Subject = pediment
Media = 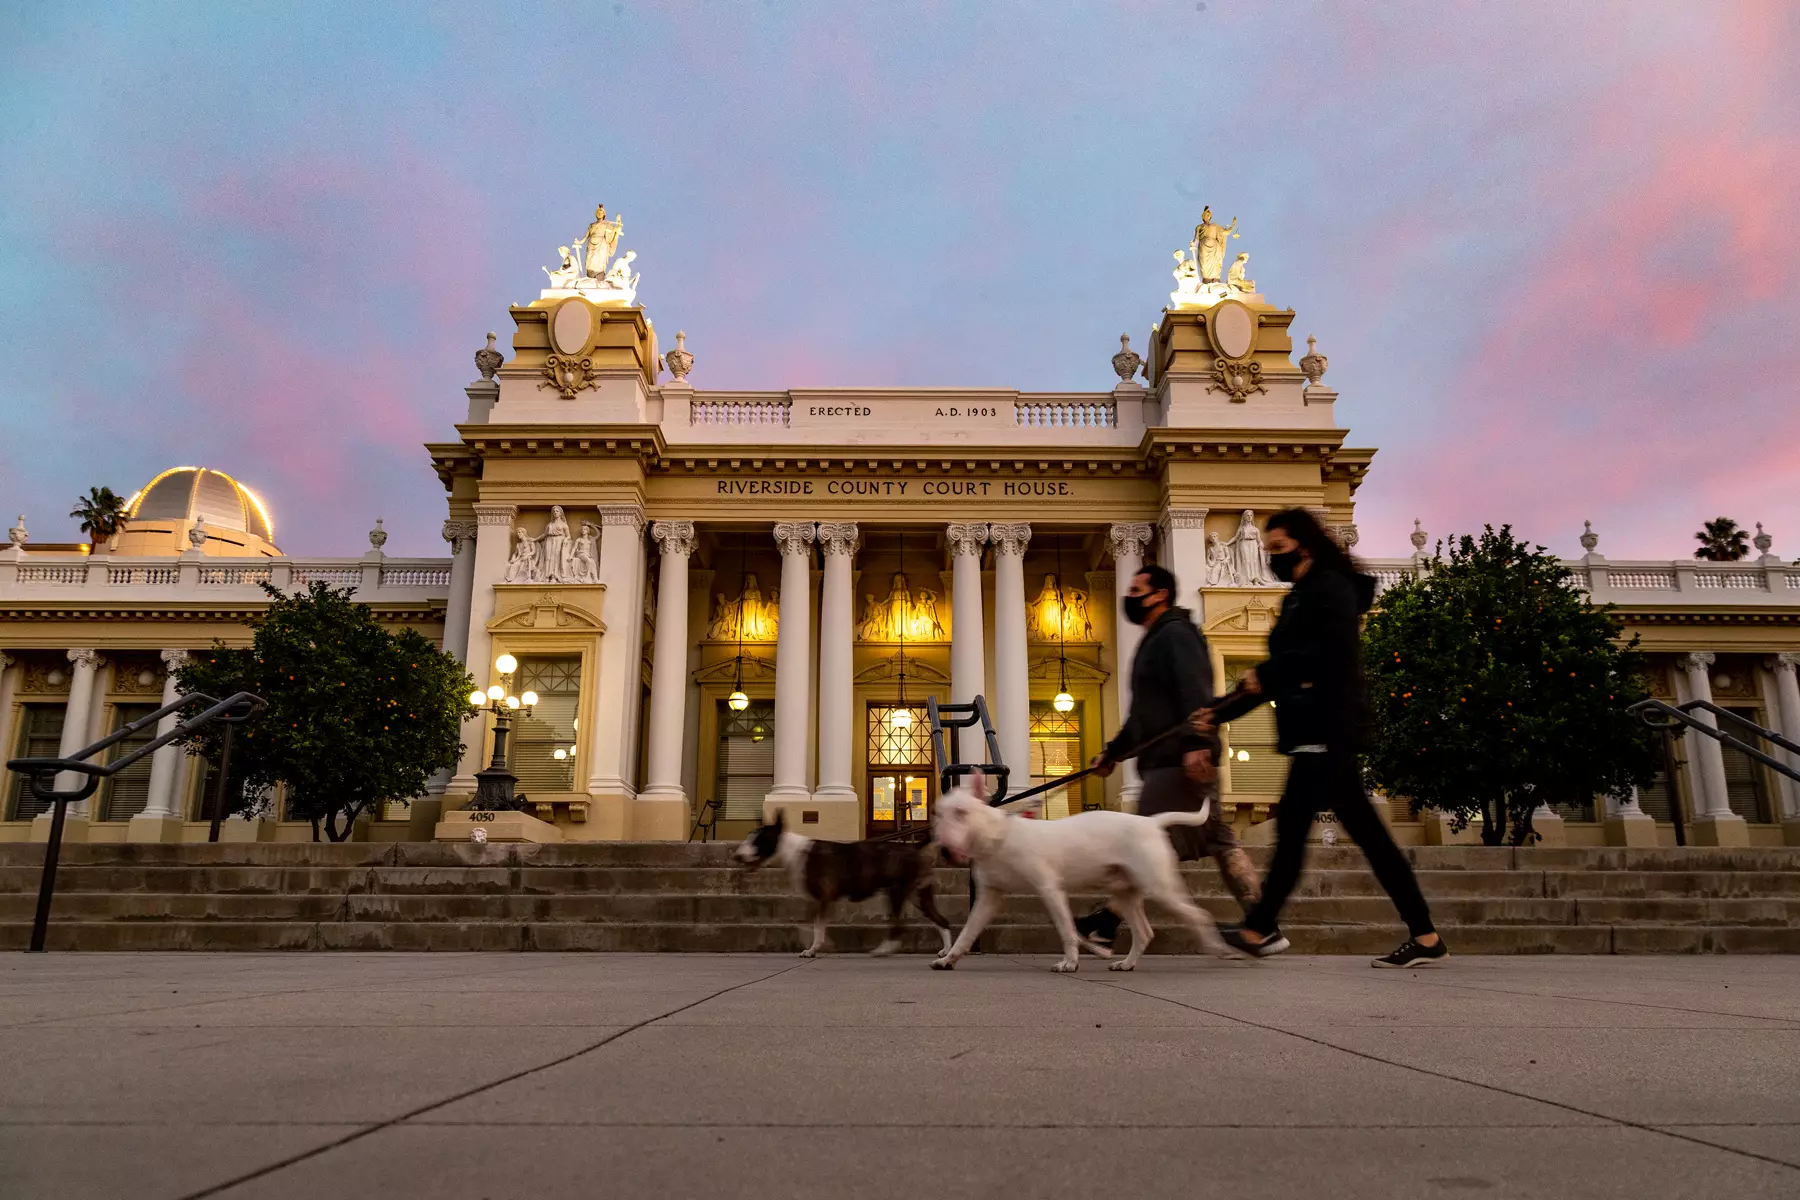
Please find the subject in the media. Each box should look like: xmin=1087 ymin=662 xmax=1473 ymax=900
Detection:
xmin=488 ymin=588 xmax=606 ymax=633
xmin=695 ymin=654 xmax=777 ymax=683
xmin=1203 ymin=594 xmax=1278 ymax=634
xmin=1028 ymin=656 xmax=1109 ymax=683
xmin=855 ymin=653 xmax=951 ymax=685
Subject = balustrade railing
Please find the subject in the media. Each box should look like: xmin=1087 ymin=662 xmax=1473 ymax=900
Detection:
xmin=292 ymin=567 xmax=362 ymax=586
xmin=0 ymin=557 xmax=452 ymax=599
xmin=1014 ymin=401 xmax=1117 ymax=428
xmin=689 ymin=398 xmax=792 ymax=427
xmin=380 ymin=566 xmax=451 ymax=587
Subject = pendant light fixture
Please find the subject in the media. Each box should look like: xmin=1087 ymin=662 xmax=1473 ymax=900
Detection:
xmin=727 ymin=531 xmax=750 ymax=712
xmin=891 ymin=529 xmax=913 ymax=730
xmin=1053 ymin=536 xmax=1075 ymax=713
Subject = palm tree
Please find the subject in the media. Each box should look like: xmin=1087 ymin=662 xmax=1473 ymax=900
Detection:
xmin=70 ymin=486 xmax=130 ymax=550
xmin=1693 ymin=516 xmax=1749 ymax=562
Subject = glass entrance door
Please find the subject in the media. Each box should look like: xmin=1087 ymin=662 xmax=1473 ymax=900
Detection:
xmin=866 ymin=702 xmax=934 ymax=834
xmin=868 ymin=772 xmax=933 ymax=835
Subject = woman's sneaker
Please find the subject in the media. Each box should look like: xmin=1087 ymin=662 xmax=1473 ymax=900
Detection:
xmin=1373 ymin=938 xmax=1449 ymax=968
xmin=1221 ymin=927 xmax=1289 ymax=958
xmin=1075 ymin=907 xmax=1122 ymax=948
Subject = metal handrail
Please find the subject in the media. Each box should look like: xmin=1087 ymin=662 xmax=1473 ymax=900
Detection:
xmin=6 ymin=690 xmax=264 ymax=952
xmin=1629 ymin=698 xmax=1800 ymax=785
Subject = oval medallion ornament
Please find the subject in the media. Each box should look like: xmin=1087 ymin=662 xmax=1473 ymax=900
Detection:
xmin=1209 ymin=300 xmax=1256 ymax=360
xmin=551 ymin=299 xmax=593 ymax=355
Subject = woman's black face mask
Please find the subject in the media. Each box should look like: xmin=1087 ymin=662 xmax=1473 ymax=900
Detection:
xmin=1268 ymin=549 xmax=1304 ymax=583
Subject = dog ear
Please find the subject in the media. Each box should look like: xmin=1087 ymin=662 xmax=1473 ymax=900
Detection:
xmin=773 ymin=809 xmax=785 ymax=832
xmin=969 ymin=769 xmax=987 ymax=801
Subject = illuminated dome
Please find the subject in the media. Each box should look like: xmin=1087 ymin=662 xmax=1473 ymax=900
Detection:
xmin=113 ymin=467 xmax=280 ymax=557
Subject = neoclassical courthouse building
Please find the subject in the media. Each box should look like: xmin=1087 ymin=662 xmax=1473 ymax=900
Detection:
xmin=3 ymin=209 xmax=1797 ymax=849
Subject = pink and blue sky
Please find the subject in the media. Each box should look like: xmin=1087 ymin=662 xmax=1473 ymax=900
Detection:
xmin=3 ymin=1 xmax=1795 ymax=558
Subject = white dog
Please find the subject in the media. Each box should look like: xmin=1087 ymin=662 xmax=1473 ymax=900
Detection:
xmin=930 ymin=773 xmax=1234 ymax=972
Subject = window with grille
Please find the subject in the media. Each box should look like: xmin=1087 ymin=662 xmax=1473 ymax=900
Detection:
xmin=98 ymin=704 xmax=158 ymax=821
xmin=717 ymin=700 xmax=775 ymax=820
xmin=511 ymin=656 xmax=582 ymax=796
xmin=1720 ymin=707 xmax=1774 ymax=823
xmin=867 ymin=705 xmax=933 ymax=766
xmin=1029 ymin=701 xmax=1083 ymax=817
xmin=6 ymin=704 xmax=66 ymax=820
xmin=1636 ymin=732 xmax=1685 ymax=825
xmin=1221 ymin=682 xmax=1285 ymax=794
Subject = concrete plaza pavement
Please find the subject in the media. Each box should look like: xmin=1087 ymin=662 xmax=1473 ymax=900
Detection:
xmin=2 ymin=952 xmax=1797 ymax=1199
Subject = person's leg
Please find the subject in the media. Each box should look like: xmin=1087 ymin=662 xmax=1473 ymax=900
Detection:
xmin=1327 ymin=753 xmax=1437 ymax=941
xmin=1242 ymin=754 xmax=1323 ymax=936
xmin=1198 ymin=791 xmax=1261 ymax=913
xmin=1080 ymin=767 xmax=1193 ymax=944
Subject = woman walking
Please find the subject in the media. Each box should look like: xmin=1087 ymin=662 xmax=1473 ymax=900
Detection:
xmin=1199 ymin=508 xmax=1446 ymax=967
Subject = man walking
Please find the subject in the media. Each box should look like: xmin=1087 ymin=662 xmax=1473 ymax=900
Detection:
xmin=1077 ymin=564 xmax=1261 ymax=948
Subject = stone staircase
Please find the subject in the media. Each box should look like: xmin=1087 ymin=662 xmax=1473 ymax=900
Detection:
xmin=3 ymin=843 xmax=1798 ymax=953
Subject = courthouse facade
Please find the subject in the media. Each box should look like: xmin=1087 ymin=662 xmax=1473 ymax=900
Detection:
xmin=3 ymin=211 xmax=1798 ymax=848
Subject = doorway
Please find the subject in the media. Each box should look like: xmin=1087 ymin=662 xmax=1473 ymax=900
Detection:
xmin=865 ymin=702 xmax=935 ymax=835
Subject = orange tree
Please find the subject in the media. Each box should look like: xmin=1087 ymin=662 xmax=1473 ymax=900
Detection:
xmin=175 ymin=582 xmax=475 ymax=840
xmin=1362 ymin=525 xmax=1658 ymax=845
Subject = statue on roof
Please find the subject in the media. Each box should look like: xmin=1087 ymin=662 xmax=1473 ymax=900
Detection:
xmin=1193 ymin=206 xmax=1239 ymax=285
xmin=578 ymin=203 xmax=623 ymax=279
xmin=1227 ymin=252 xmax=1256 ymax=294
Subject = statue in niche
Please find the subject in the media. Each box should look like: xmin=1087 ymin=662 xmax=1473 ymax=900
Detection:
xmin=1230 ymin=509 xmax=1275 ymax=587
xmin=708 ymin=591 xmax=740 ymax=641
xmin=1193 ymin=206 xmax=1240 ymax=284
xmin=912 ymin=588 xmax=944 ymax=640
xmin=1027 ymin=574 xmax=1094 ymax=641
xmin=543 ymin=246 xmax=581 ymax=289
xmin=857 ymin=573 xmax=942 ymax=641
xmin=1205 ymin=531 xmax=1239 ymax=588
xmin=1227 ymin=252 xmax=1256 ymax=294
xmin=708 ymin=574 xmax=777 ymax=641
xmin=567 ymin=522 xmax=599 ymax=584
xmin=541 ymin=506 xmax=572 ymax=583
xmin=578 ymin=203 xmax=622 ymax=279
xmin=503 ymin=525 xmax=542 ymax=584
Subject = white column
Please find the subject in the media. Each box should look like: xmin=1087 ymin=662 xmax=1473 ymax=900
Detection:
xmin=1770 ymin=653 xmax=1800 ymax=829
xmin=638 ymin=520 xmax=697 ymax=838
xmin=990 ymin=523 xmax=1032 ymax=785
xmin=1159 ymin=507 xmax=1209 ymax=611
xmin=1108 ymin=523 xmax=1154 ymax=809
xmin=1679 ymin=651 xmax=1748 ymax=845
xmin=440 ymin=519 xmax=479 ymax=662
xmin=447 ymin=503 xmax=517 ymax=796
xmin=587 ymin=506 xmax=649 ymax=828
xmin=128 ymin=650 xmax=189 ymax=839
xmin=1602 ymin=785 xmax=1657 ymax=846
xmin=813 ymin=523 xmax=859 ymax=807
xmin=46 ymin=649 xmax=102 ymax=821
xmin=0 ymin=653 xmax=17 ymax=771
xmin=765 ymin=521 xmax=817 ymax=816
xmin=946 ymin=523 xmax=989 ymax=763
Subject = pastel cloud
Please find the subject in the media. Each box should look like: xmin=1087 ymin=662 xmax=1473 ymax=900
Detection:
xmin=0 ymin=1 xmax=1794 ymax=561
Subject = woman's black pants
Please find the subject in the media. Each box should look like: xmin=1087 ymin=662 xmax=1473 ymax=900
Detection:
xmin=1244 ymin=749 xmax=1436 ymax=939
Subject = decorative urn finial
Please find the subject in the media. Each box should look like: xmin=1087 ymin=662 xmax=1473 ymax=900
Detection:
xmin=1580 ymin=520 xmax=1599 ymax=553
xmin=187 ymin=524 xmax=208 ymax=549
xmin=1111 ymin=333 xmax=1143 ymax=383
xmin=369 ymin=518 xmax=388 ymax=551
xmin=1410 ymin=519 xmax=1428 ymax=552
xmin=7 ymin=514 xmax=26 ymax=548
xmin=1754 ymin=522 xmax=1773 ymax=556
xmin=475 ymin=331 xmax=503 ymax=381
xmin=664 ymin=330 xmax=694 ymax=381
xmin=1299 ymin=335 xmax=1328 ymax=387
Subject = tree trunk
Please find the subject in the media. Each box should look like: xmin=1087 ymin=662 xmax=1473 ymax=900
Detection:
xmin=1480 ymin=797 xmax=1505 ymax=846
xmin=324 ymin=809 xmax=353 ymax=842
xmin=310 ymin=817 xmax=321 ymax=843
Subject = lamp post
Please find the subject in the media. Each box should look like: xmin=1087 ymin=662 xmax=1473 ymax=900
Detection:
xmin=467 ymin=653 xmax=538 ymax=812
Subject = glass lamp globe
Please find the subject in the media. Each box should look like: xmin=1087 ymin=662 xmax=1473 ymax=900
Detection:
xmin=505 ymin=695 xmax=521 ymax=710
xmin=1052 ymin=691 xmax=1075 ymax=713
xmin=727 ymin=689 xmax=750 ymax=712
xmin=495 ymin=653 xmax=518 ymax=676
xmin=891 ymin=708 xmax=913 ymax=730
xmin=1236 ymin=749 xmax=1250 ymax=762
xmin=486 ymin=684 xmax=505 ymax=701
xmin=552 ymin=748 xmax=567 ymax=761
xmin=468 ymin=689 xmax=486 ymax=708
xmin=520 ymin=691 xmax=539 ymax=708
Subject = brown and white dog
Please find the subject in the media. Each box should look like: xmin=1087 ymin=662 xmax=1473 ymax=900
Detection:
xmin=930 ymin=773 xmax=1235 ymax=972
xmin=733 ymin=812 xmax=954 ymax=958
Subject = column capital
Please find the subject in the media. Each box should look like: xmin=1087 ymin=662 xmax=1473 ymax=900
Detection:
xmin=946 ymin=522 xmax=989 ymax=557
xmin=598 ymin=504 xmax=647 ymax=532
xmin=1161 ymin=507 xmax=1208 ymax=530
xmin=989 ymin=522 xmax=1031 ymax=557
xmin=1108 ymin=522 xmax=1154 ymax=561
xmin=67 ymin=648 xmax=103 ymax=670
xmin=442 ymin=519 xmax=479 ymax=548
xmin=772 ymin=521 xmax=816 ymax=557
xmin=651 ymin=520 xmax=698 ymax=558
xmin=472 ymin=503 xmax=518 ymax=527
xmin=1680 ymin=651 xmax=1716 ymax=673
xmin=817 ymin=522 xmax=860 ymax=558
xmin=0 ymin=652 xmax=12 ymax=671
xmin=1774 ymin=652 xmax=1800 ymax=672
xmin=159 ymin=649 xmax=190 ymax=671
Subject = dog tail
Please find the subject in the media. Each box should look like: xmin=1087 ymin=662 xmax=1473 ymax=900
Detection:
xmin=1149 ymin=800 xmax=1212 ymax=828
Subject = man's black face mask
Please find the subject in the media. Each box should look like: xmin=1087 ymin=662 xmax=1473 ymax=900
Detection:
xmin=1122 ymin=592 xmax=1160 ymax=626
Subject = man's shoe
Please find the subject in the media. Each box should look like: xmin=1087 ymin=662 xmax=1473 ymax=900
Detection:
xmin=1373 ymin=937 xmax=1449 ymax=968
xmin=1222 ymin=927 xmax=1289 ymax=958
xmin=1075 ymin=907 xmax=1122 ymax=947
